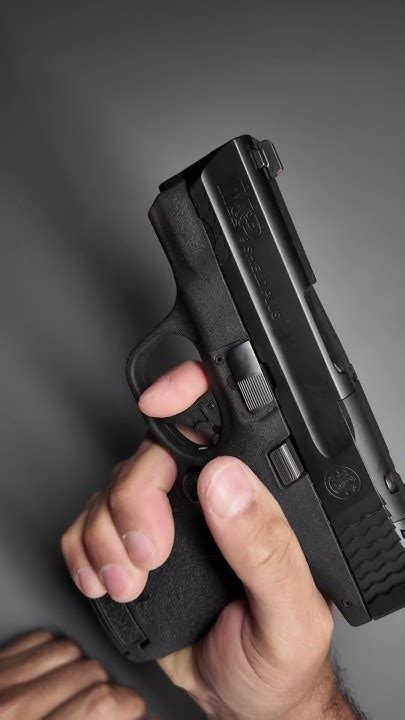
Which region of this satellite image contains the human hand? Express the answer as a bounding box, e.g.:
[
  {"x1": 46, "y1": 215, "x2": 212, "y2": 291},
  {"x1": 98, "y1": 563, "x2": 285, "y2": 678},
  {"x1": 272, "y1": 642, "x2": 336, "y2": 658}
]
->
[
  {"x1": 62, "y1": 361, "x2": 363, "y2": 720},
  {"x1": 0, "y1": 630, "x2": 148, "y2": 718}
]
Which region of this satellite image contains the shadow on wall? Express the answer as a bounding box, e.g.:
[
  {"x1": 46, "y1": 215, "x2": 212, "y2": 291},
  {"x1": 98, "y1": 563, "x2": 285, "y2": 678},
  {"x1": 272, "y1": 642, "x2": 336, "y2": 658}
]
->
[
  {"x1": 0, "y1": 34, "x2": 206, "y2": 720},
  {"x1": 2, "y1": 35, "x2": 177, "y2": 461}
]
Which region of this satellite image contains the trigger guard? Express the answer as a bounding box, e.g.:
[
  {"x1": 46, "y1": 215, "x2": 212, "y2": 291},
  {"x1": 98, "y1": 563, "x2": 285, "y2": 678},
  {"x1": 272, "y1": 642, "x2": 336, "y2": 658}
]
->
[{"x1": 127, "y1": 301, "x2": 221, "y2": 466}]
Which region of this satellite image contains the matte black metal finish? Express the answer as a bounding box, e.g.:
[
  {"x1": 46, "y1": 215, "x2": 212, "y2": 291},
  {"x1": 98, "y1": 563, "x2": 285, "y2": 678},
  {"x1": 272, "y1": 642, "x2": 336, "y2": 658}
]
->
[{"x1": 92, "y1": 136, "x2": 405, "y2": 662}]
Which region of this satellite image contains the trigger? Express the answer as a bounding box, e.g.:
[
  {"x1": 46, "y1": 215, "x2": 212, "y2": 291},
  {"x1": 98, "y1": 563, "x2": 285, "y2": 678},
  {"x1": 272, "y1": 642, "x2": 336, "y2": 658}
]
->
[{"x1": 162, "y1": 392, "x2": 222, "y2": 445}]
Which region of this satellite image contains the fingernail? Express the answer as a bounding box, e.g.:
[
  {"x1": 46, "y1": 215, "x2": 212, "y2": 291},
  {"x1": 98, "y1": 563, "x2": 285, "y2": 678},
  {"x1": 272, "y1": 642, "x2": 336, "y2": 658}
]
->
[
  {"x1": 76, "y1": 566, "x2": 102, "y2": 598},
  {"x1": 204, "y1": 461, "x2": 255, "y2": 518},
  {"x1": 139, "y1": 374, "x2": 172, "y2": 404},
  {"x1": 99, "y1": 564, "x2": 133, "y2": 600},
  {"x1": 123, "y1": 531, "x2": 157, "y2": 569}
]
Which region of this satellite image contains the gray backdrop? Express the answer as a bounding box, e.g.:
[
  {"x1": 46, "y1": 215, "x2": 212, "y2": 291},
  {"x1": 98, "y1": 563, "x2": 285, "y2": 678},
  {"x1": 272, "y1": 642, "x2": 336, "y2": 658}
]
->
[{"x1": 1, "y1": 2, "x2": 404, "y2": 718}]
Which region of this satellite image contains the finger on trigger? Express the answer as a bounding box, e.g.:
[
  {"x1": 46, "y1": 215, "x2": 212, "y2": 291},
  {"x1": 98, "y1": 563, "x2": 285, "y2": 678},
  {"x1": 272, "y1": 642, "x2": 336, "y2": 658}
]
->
[{"x1": 138, "y1": 360, "x2": 209, "y2": 417}]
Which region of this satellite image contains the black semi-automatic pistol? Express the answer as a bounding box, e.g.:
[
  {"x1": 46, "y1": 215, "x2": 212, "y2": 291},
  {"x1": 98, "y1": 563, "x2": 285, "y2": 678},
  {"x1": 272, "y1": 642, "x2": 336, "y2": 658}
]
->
[{"x1": 93, "y1": 135, "x2": 405, "y2": 661}]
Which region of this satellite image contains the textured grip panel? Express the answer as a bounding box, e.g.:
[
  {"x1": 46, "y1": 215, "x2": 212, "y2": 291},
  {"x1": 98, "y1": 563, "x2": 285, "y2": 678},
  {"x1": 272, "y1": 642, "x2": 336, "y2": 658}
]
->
[
  {"x1": 92, "y1": 594, "x2": 147, "y2": 651},
  {"x1": 339, "y1": 504, "x2": 405, "y2": 619}
]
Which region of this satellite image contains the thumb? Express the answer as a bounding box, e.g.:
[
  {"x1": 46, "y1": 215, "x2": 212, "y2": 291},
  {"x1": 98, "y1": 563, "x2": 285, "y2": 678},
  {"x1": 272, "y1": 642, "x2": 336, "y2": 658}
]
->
[{"x1": 197, "y1": 456, "x2": 329, "y2": 653}]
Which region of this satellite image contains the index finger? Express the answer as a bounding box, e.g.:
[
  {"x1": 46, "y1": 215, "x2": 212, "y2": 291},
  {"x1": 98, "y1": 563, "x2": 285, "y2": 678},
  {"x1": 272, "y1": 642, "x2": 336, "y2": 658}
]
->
[{"x1": 138, "y1": 360, "x2": 209, "y2": 417}]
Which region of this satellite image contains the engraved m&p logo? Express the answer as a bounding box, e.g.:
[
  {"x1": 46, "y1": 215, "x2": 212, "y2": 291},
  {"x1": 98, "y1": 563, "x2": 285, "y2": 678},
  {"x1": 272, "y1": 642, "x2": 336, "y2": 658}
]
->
[
  {"x1": 219, "y1": 182, "x2": 262, "y2": 239},
  {"x1": 325, "y1": 466, "x2": 362, "y2": 500}
]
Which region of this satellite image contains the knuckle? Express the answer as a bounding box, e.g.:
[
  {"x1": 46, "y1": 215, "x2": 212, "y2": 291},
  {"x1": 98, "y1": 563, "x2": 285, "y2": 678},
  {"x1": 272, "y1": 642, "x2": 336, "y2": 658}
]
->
[
  {"x1": 60, "y1": 530, "x2": 72, "y2": 557},
  {"x1": 133, "y1": 696, "x2": 148, "y2": 717},
  {"x1": 85, "y1": 683, "x2": 117, "y2": 716},
  {"x1": 250, "y1": 514, "x2": 295, "y2": 576},
  {"x1": 60, "y1": 528, "x2": 82, "y2": 563},
  {"x1": 82, "y1": 658, "x2": 109, "y2": 682},
  {"x1": 83, "y1": 516, "x2": 104, "y2": 553},
  {"x1": 107, "y1": 476, "x2": 136, "y2": 513},
  {"x1": 33, "y1": 629, "x2": 54, "y2": 644},
  {"x1": 87, "y1": 491, "x2": 101, "y2": 508},
  {"x1": 85, "y1": 683, "x2": 147, "y2": 718},
  {"x1": 269, "y1": 513, "x2": 294, "y2": 545},
  {"x1": 111, "y1": 459, "x2": 131, "y2": 481},
  {"x1": 84, "y1": 683, "x2": 127, "y2": 717},
  {"x1": 112, "y1": 461, "x2": 122, "y2": 477},
  {"x1": 53, "y1": 638, "x2": 82, "y2": 660},
  {"x1": 125, "y1": 692, "x2": 147, "y2": 716}
]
